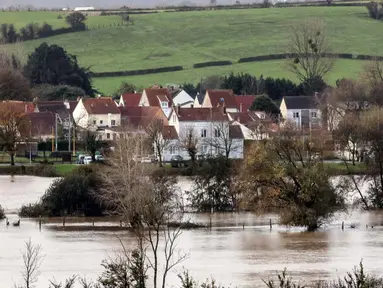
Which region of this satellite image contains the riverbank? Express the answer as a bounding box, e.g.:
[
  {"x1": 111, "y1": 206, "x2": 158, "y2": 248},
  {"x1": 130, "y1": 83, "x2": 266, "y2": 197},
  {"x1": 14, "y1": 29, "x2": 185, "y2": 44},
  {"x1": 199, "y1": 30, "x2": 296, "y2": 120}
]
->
[{"x1": 0, "y1": 164, "x2": 77, "y2": 177}]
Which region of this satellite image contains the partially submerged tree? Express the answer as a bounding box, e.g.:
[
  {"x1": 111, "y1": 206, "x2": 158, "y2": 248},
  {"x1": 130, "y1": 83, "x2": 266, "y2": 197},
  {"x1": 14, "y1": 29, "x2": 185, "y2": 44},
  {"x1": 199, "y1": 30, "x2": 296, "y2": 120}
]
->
[
  {"x1": 99, "y1": 130, "x2": 187, "y2": 288},
  {"x1": 241, "y1": 123, "x2": 347, "y2": 231},
  {"x1": 287, "y1": 19, "x2": 335, "y2": 94}
]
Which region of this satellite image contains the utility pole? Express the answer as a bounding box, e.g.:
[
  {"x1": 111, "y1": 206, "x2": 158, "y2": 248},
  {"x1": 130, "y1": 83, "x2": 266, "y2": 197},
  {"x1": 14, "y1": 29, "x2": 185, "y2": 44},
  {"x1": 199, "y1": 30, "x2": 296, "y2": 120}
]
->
[
  {"x1": 29, "y1": 121, "x2": 32, "y2": 165},
  {"x1": 55, "y1": 113, "x2": 58, "y2": 151},
  {"x1": 68, "y1": 113, "x2": 71, "y2": 152}
]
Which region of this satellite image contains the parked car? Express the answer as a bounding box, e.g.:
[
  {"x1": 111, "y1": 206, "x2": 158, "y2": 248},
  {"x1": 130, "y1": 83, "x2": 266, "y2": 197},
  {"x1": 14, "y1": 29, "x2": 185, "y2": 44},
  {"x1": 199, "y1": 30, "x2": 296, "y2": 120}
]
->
[
  {"x1": 83, "y1": 156, "x2": 93, "y2": 165},
  {"x1": 171, "y1": 155, "x2": 183, "y2": 168},
  {"x1": 77, "y1": 154, "x2": 86, "y2": 164}
]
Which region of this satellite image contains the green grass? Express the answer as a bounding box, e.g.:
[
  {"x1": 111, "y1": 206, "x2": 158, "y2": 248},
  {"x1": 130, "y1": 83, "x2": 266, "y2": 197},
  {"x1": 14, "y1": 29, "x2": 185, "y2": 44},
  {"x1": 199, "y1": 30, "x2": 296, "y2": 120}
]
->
[
  {"x1": 54, "y1": 164, "x2": 77, "y2": 176},
  {"x1": 0, "y1": 11, "x2": 122, "y2": 29},
  {"x1": 8, "y1": 6, "x2": 381, "y2": 73},
  {"x1": 2, "y1": 6, "x2": 381, "y2": 91},
  {"x1": 325, "y1": 162, "x2": 367, "y2": 175},
  {"x1": 93, "y1": 59, "x2": 366, "y2": 94}
]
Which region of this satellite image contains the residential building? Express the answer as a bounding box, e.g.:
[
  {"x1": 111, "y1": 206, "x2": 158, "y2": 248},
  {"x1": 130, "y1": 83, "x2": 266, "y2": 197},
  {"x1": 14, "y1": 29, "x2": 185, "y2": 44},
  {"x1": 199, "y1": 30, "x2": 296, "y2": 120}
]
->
[
  {"x1": 279, "y1": 96, "x2": 321, "y2": 129},
  {"x1": 172, "y1": 90, "x2": 194, "y2": 107},
  {"x1": 165, "y1": 106, "x2": 244, "y2": 161},
  {"x1": 193, "y1": 93, "x2": 204, "y2": 108},
  {"x1": 73, "y1": 97, "x2": 121, "y2": 140},
  {"x1": 234, "y1": 95, "x2": 257, "y2": 112},
  {"x1": 162, "y1": 126, "x2": 180, "y2": 162},
  {"x1": 26, "y1": 112, "x2": 55, "y2": 141},
  {"x1": 119, "y1": 106, "x2": 168, "y2": 129},
  {"x1": 228, "y1": 111, "x2": 274, "y2": 140},
  {"x1": 118, "y1": 93, "x2": 142, "y2": 107},
  {"x1": 200, "y1": 89, "x2": 239, "y2": 113},
  {"x1": 139, "y1": 88, "x2": 173, "y2": 117}
]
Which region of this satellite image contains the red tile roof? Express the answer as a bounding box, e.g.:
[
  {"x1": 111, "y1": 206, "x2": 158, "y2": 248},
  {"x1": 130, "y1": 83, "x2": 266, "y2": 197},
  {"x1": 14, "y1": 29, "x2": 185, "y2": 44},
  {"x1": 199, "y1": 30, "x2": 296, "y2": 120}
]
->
[
  {"x1": 207, "y1": 90, "x2": 237, "y2": 109},
  {"x1": 0, "y1": 101, "x2": 35, "y2": 114},
  {"x1": 82, "y1": 97, "x2": 120, "y2": 115},
  {"x1": 119, "y1": 106, "x2": 167, "y2": 128},
  {"x1": 235, "y1": 95, "x2": 256, "y2": 112},
  {"x1": 121, "y1": 93, "x2": 141, "y2": 107},
  {"x1": 144, "y1": 88, "x2": 172, "y2": 107},
  {"x1": 229, "y1": 125, "x2": 244, "y2": 139},
  {"x1": 162, "y1": 126, "x2": 178, "y2": 140},
  {"x1": 175, "y1": 107, "x2": 229, "y2": 122},
  {"x1": 228, "y1": 112, "x2": 258, "y2": 125}
]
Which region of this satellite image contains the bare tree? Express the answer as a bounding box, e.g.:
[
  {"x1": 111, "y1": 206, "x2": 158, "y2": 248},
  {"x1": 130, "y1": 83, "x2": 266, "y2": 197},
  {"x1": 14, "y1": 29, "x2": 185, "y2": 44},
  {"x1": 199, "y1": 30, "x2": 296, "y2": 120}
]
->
[
  {"x1": 287, "y1": 19, "x2": 335, "y2": 91},
  {"x1": 99, "y1": 128, "x2": 187, "y2": 288},
  {"x1": 0, "y1": 102, "x2": 31, "y2": 165},
  {"x1": 145, "y1": 119, "x2": 169, "y2": 167},
  {"x1": 178, "y1": 126, "x2": 199, "y2": 166},
  {"x1": 17, "y1": 239, "x2": 44, "y2": 288},
  {"x1": 205, "y1": 122, "x2": 240, "y2": 159}
]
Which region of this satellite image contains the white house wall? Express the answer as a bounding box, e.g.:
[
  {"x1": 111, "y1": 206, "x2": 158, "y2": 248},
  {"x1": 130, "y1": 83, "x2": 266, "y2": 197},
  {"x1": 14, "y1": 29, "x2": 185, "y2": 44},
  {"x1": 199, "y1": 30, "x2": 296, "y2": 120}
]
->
[{"x1": 72, "y1": 100, "x2": 89, "y2": 129}]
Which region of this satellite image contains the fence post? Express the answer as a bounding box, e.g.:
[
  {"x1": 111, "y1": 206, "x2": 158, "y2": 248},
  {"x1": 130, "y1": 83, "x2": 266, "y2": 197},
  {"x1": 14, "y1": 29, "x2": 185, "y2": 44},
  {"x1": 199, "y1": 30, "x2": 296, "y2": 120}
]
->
[
  {"x1": 39, "y1": 215, "x2": 42, "y2": 231},
  {"x1": 269, "y1": 219, "x2": 272, "y2": 230},
  {"x1": 342, "y1": 221, "x2": 344, "y2": 231}
]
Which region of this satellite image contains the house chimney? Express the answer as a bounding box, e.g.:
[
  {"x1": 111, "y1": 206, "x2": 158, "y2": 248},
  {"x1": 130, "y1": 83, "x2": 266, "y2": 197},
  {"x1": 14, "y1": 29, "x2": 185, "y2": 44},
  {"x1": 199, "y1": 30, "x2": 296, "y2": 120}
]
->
[
  {"x1": 77, "y1": 96, "x2": 81, "y2": 102},
  {"x1": 175, "y1": 104, "x2": 180, "y2": 115},
  {"x1": 24, "y1": 104, "x2": 28, "y2": 113},
  {"x1": 190, "y1": 104, "x2": 194, "y2": 108},
  {"x1": 63, "y1": 99, "x2": 70, "y2": 109},
  {"x1": 240, "y1": 102, "x2": 243, "y2": 112}
]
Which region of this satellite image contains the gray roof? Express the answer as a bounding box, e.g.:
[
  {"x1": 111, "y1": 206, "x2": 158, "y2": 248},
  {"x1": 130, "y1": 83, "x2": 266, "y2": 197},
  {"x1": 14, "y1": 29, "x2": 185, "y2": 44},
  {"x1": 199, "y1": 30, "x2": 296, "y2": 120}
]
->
[{"x1": 283, "y1": 96, "x2": 318, "y2": 110}]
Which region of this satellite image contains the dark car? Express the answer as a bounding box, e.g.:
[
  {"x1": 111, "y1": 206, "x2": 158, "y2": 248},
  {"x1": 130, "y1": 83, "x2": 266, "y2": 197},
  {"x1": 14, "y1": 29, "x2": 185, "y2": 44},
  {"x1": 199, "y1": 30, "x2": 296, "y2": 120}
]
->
[{"x1": 170, "y1": 155, "x2": 183, "y2": 168}]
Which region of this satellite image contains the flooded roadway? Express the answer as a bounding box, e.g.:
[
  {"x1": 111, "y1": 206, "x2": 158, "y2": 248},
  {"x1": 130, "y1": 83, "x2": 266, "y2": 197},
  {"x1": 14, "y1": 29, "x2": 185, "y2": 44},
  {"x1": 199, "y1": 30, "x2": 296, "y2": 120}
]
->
[{"x1": 1, "y1": 176, "x2": 383, "y2": 288}]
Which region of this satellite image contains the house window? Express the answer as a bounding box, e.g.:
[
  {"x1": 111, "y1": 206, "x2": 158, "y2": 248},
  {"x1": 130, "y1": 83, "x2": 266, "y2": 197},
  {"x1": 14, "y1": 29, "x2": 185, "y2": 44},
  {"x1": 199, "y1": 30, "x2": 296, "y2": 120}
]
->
[
  {"x1": 293, "y1": 112, "x2": 300, "y2": 118},
  {"x1": 201, "y1": 145, "x2": 208, "y2": 154},
  {"x1": 201, "y1": 129, "x2": 207, "y2": 138},
  {"x1": 161, "y1": 101, "x2": 168, "y2": 108},
  {"x1": 107, "y1": 133, "x2": 110, "y2": 139},
  {"x1": 113, "y1": 133, "x2": 117, "y2": 140},
  {"x1": 311, "y1": 111, "x2": 317, "y2": 118},
  {"x1": 100, "y1": 120, "x2": 103, "y2": 125},
  {"x1": 111, "y1": 120, "x2": 116, "y2": 126},
  {"x1": 169, "y1": 146, "x2": 178, "y2": 155},
  {"x1": 93, "y1": 120, "x2": 96, "y2": 125},
  {"x1": 214, "y1": 129, "x2": 220, "y2": 138}
]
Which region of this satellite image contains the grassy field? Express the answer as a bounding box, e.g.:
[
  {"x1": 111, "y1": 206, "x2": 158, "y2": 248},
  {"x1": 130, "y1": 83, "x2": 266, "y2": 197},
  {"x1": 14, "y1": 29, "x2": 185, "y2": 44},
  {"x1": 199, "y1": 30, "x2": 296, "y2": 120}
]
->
[
  {"x1": 54, "y1": 164, "x2": 77, "y2": 176},
  {"x1": 1, "y1": 6, "x2": 381, "y2": 91},
  {"x1": 93, "y1": 58, "x2": 367, "y2": 94}
]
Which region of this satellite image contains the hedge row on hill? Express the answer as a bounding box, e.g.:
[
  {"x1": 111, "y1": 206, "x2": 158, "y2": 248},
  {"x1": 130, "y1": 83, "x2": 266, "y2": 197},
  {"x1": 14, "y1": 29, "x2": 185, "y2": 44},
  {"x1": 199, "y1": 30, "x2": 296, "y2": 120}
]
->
[
  {"x1": 91, "y1": 53, "x2": 383, "y2": 78},
  {"x1": 193, "y1": 61, "x2": 232, "y2": 68},
  {"x1": 91, "y1": 66, "x2": 183, "y2": 77}
]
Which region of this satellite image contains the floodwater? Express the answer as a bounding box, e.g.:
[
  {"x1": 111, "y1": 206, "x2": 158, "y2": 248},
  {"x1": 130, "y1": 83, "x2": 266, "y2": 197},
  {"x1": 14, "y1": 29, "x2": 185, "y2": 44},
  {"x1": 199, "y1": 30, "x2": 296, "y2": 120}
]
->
[{"x1": 1, "y1": 176, "x2": 383, "y2": 288}]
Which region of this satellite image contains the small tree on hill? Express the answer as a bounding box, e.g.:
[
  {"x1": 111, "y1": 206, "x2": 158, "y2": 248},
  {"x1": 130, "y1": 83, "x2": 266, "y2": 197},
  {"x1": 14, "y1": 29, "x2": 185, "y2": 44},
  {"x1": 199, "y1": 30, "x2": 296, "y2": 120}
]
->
[
  {"x1": 66, "y1": 12, "x2": 87, "y2": 30},
  {"x1": 287, "y1": 19, "x2": 335, "y2": 94}
]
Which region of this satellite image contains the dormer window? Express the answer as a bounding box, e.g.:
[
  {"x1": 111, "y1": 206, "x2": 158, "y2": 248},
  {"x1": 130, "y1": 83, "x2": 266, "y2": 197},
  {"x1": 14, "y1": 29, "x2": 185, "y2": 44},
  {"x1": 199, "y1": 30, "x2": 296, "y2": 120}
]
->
[{"x1": 161, "y1": 101, "x2": 168, "y2": 108}]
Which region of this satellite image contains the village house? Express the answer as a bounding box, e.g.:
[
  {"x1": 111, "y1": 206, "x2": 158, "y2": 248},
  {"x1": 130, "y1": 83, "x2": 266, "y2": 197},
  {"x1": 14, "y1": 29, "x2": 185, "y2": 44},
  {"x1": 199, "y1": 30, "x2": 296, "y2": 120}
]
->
[
  {"x1": 72, "y1": 97, "x2": 121, "y2": 141},
  {"x1": 172, "y1": 90, "x2": 194, "y2": 108},
  {"x1": 139, "y1": 88, "x2": 173, "y2": 117},
  {"x1": 279, "y1": 96, "x2": 322, "y2": 129},
  {"x1": 164, "y1": 105, "x2": 244, "y2": 161},
  {"x1": 118, "y1": 93, "x2": 142, "y2": 107},
  {"x1": 199, "y1": 89, "x2": 239, "y2": 113},
  {"x1": 119, "y1": 106, "x2": 168, "y2": 129},
  {"x1": 234, "y1": 95, "x2": 257, "y2": 112}
]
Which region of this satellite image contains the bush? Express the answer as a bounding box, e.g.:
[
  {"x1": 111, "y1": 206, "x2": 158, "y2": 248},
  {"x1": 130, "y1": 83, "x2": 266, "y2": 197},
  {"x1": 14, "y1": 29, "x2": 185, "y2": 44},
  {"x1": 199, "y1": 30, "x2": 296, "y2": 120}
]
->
[
  {"x1": 40, "y1": 165, "x2": 104, "y2": 217},
  {"x1": 238, "y1": 54, "x2": 287, "y2": 63},
  {"x1": 0, "y1": 165, "x2": 57, "y2": 177},
  {"x1": 366, "y1": 1, "x2": 383, "y2": 20},
  {"x1": 0, "y1": 205, "x2": 4, "y2": 219},
  {"x1": 57, "y1": 14, "x2": 62, "y2": 19},
  {"x1": 19, "y1": 203, "x2": 44, "y2": 217},
  {"x1": 91, "y1": 65, "x2": 183, "y2": 77},
  {"x1": 65, "y1": 12, "x2": 87, "y2": 30},
  {"x1": 193, "y1": 60, "x2": 232, "y2": 68}
]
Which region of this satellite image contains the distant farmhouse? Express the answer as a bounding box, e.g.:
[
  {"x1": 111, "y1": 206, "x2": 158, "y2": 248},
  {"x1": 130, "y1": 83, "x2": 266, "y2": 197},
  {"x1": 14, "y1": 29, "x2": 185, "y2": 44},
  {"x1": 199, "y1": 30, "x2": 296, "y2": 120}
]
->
[{"x1": 73, "y1": 7, "x2": 95, "y2": 11}]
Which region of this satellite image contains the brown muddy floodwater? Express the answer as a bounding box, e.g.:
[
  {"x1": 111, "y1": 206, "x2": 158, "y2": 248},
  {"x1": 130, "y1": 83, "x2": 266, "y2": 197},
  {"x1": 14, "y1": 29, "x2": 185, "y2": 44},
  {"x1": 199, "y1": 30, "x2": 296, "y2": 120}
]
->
[{"x1": 1, "y1": 176, "x2": 383, "y2": 288}]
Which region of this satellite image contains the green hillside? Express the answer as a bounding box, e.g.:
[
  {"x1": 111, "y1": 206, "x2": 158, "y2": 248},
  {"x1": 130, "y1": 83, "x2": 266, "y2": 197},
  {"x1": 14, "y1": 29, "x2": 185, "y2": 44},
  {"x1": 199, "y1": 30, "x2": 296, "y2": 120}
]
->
[
  {"x1": 93, "y1": 59, "x2": 366, "y2": 94},
  {"x1": 1, "y1": 6, "x2": 381, "y2": 91}
]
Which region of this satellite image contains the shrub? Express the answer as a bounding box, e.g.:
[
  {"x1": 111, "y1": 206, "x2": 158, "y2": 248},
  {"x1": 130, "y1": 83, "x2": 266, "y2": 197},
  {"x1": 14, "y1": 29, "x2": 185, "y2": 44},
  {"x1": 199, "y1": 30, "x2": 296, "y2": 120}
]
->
[
  {"x1": 19, "y1": 203, "x2": 44, "y2": 217},
  {"x1": 0, "y1": 205, "x2": 4, "y2": 219},
  {"x1": 65, "y1": 12, "x2": 87, "y2": 30},
  {"x1": 0, "y1": 165, "x2": 57, "y2": 177},
  {"x1": 193, "y1": 60, "x2": 232, "y2": 68},
  {"x1": 57, "y1": 14, "x2": 62, "y2": 19},
  {"x1": 40, "y1": 165, "x2": 104, "y2": 217},
  {"x1": 366, "y1": 1, "x2": 383, "y2": 20}
]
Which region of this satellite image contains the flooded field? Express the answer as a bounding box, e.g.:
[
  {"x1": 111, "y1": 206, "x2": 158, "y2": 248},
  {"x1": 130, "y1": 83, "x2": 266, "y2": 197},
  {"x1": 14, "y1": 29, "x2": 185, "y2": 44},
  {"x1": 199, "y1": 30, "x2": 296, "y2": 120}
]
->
[{"x1": 1, "y1": 176, "x2": 383, "y2": 288}]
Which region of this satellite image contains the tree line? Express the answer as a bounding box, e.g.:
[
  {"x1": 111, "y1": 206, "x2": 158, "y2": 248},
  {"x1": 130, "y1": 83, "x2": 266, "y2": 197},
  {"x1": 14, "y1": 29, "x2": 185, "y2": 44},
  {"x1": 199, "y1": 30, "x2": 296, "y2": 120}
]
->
[{"x1": 0, "y1": 12, "x2": 87, "y2": 44}]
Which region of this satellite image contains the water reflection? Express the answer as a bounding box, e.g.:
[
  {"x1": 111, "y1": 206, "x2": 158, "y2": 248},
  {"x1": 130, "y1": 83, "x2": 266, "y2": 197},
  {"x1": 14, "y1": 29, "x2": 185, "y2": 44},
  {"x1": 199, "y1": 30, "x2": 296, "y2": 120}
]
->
[{"x1": 1, "y1": 176, "x2": 383, "y2": 288}]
